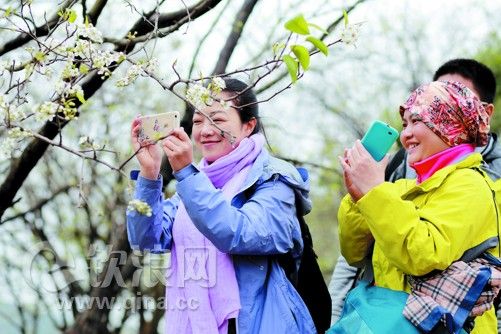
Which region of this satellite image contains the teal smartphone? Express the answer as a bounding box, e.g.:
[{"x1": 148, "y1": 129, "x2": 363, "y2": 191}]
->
[{"x1": 361, "y1": 120, "x2": 399, "y2": 161}]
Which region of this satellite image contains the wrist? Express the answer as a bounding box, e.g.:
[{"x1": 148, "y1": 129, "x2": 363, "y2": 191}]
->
[{"x1": 140, "y1": 167, "x2": 159, "y2": 180}]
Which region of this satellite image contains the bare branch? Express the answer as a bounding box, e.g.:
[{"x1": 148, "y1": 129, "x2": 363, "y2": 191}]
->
[
  {"x1": 212, "y1": 0, "x2": 260, "y2": 75},
  {"x1": 187, "y1": 1, "x2": 231, "y2": 79},
  {"x1": 0, "y1": 184, "x2": 72, "y2": 225}
]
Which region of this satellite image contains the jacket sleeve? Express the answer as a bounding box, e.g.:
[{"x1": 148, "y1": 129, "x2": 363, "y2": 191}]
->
[
  {"x1": 354, "y1": 171, "x2": 495, "y2": 276},
  {"x1": 329, "y1": 255, "x2": 359, "y2": 324},
  {"x1": 175, "y1": 171, "x2": 301, "y2": 255},
  {"x1": 126, "y1": 175, "x2": 180, "y2": 252},
  {"x1": 338, "y1": 195, "x2": 374, "y2": 266}
]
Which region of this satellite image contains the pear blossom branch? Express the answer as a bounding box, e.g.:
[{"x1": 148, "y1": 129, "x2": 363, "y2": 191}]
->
[
  {"x1": 27, "y1": 131, "x2": 126, "y2": 176},
  {"x1": 0, "y1": 0, "x2": 76, "y2": 57}
]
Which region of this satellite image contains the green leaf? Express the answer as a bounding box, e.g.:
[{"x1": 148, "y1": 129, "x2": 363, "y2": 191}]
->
[
  {"x1": 291, "y1": 45, "x2": 310, "y2": 70},
  {"x1": 34, "y1": 51, "x2": 46, "y2": 62},
  {"x1": 4, "y1": 6, "x2": 12, "y2": 17},
  {"x1": 118, "y1": 54, "x2": 126, "y2": 63},
  {"x1": 306, "y1": 36, "x2": 329, "y2": 56},
  {"x1": 282, "y1": 55, "x2": 298, "y2": 83},
  {"x1": 284, "y1": 14, "x2": 310, "y2": 35},
  {"x1": 343, "y1": 9, "x2": 349, "y2": 26},
  {"x1": 307, "y1": 23, "x2": 329, "y2": 35},
  {"x1": 76, "y1": 91, "x2": 86, "y2": 103},
  {"x1": 68, "y1": 9, "x2": 77, "y2": 23},
  {"x1": 79, "y1": 63, "x2": 89, "y2": 74}
]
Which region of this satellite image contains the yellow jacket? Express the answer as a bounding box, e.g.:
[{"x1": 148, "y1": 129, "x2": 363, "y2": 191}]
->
[{"x1": 338, "y1": 153, "x2": 499, "y2": 334}]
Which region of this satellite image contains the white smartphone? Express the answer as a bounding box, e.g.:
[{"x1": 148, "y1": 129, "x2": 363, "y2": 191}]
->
[{"x1": 138, "y1": 111, "x2": 180, "y2": 144}]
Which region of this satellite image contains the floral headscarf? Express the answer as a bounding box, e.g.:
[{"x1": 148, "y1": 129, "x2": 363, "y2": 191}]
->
[{"x1": 399, "y1": 81, "x2": 490, "y2": 147}]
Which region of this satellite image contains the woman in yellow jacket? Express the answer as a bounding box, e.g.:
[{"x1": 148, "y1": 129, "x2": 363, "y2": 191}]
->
[{"x1": 338, "y1": 80, "x2": 498, "y2": 333}]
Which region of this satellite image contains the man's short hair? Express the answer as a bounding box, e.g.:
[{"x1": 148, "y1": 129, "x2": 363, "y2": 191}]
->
[{"x1": 433, "y1": 58, "x2": 496, "y2": 104}]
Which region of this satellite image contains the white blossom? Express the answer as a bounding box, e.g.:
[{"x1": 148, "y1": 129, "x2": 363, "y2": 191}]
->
[
  {"x1": 61, "y1": 62, "x2": 80, "y2": 79},
  {"x1": 0, "y1": 137, "x2": 16, "y2": 160},
  {"x1": 186, "y1": 84, "x2": 212, "y2": 110},
  {"x1": 76, "y1": 23, "x2": 103, "y2": 44},
  {"x1": 79, "y1": 136, "x2": 100, "y2": 149},
  {"x1": 55, "y1": 81, "x2": 70, "y2": 96},
  {"x1": 69, "y1": 84, "x2": 84, "y2": 98},
  {"x1": 127, "y1": 199, "x2": 152, "y2": 217},
  {"x1": 0, "y1": 97, "x2": 26, "y2": 123},
  {"x1": 72, "y1": 39, "x2": 95, "y2": 59},
  {"x1": 340, "y1": 23, "x2": 361, "y2": 46},
  {"x1": 116, "y1": 64, "x2": 142, "y2": 87},
  {"x1": 8, "y1": 127, "x2": 31, "y2": 139},
  {"x1": 143, "y1": 58, "x2": 158, "y2": 74},
  {"x1": 35, "y1": 101, "x2": 59, "y2": 122},
  {"x1": 55, "y1": 82, "x2": 83, "y2": 99},
  {"x1": 220, "y1": 99, "x2": 231, "y2": 110},
  {"x1": 211, "y1": 77, "x2": 226, "y2": 93},
  {"x1": 116, "y1": 59, "x2": 157, "y2": 87}
]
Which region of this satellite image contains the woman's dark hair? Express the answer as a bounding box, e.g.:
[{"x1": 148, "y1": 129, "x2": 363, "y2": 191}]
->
[{"x1": 222, "y1": 77, "x2": 262, "y2": 135}]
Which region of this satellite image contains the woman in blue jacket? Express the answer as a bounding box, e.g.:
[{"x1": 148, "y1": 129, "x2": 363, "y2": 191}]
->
[{"x1": 127, "y1": 78, "x2": 316, "y2": 334}]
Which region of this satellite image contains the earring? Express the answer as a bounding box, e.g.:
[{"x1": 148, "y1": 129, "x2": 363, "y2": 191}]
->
[{"x1": 230, "y1": 136, "x2": 236, "y2": 148}]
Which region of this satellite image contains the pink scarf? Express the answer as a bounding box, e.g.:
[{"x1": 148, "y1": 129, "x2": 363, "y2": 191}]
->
[
  {"x1": 411, "y1": 143, "x2": 475, "y2": 184},
  {"x1": 165, "y1": 133, "x2": 265, "y2": 334}
]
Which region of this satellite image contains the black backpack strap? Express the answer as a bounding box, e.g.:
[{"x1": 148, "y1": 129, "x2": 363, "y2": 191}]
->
[
  {"x1": 385, "y1": 147, "x2": 406, "y2": 181},
  {"x1": 293, "y1": 191, "x2": 332, "y2": 333}
]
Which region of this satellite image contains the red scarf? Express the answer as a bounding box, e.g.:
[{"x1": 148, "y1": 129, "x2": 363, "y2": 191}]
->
[{"x1": 411, "y1": 144, "x2": 475, "y2": 184}]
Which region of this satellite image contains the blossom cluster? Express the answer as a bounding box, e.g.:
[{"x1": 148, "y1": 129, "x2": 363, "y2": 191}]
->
[
  {"x1": 0, "y1": 127, "x2": 32, "y2": 160},
  {"x1": 116, "y1": 58, "x2": 158, "y2": 87},
  {"x1": 127, "y1": 200, "x2": 153, "y2": 217},
  {"x1": 79, "y1": 136, "x2": 100, "y2": 150},
  {"x1": 186, "y1": 77, "x2": 226, "y2": 110},
  {"x1": 340, "y1": 23, "x2": 361, "y2": 46}
]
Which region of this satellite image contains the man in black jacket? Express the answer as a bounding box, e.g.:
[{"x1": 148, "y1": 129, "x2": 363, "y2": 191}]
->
[{"x1": 329, "y1": 58, "x2": 500, "y2": 329}]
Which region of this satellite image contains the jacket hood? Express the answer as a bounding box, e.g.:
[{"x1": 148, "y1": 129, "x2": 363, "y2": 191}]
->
[
  {"x1": 476, "y1": 133, "x2": 501, "y2": 180},
  {"x1": 242, "y1": 149, "x2": 312, "y2": 215},
  {"x1": 480, "y1": 133, "x2": 501, "y2": 162}
]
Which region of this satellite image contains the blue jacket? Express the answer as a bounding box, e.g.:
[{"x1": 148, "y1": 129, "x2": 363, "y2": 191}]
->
[{"x1": 127, "y1": 149, "x2": 316, "y2": 334}]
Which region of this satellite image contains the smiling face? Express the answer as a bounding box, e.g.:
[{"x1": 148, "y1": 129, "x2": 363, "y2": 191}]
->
[
  {"x1": 192, "y1": 91, "x2": 256, "y2": 163},
  {"x1": 400, "y1": 109, "x2": 450, "y2": 164}
]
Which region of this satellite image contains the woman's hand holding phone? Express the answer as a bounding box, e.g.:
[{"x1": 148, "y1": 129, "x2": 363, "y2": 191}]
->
[
  {"x1": 339, "y1": 120, "x2": 398, "y2": 201},
  {"x1": 161, "y1": 128, "x2": 193, "y2": 172},
  {"x1": 339, "y1": 140, "x2": 388, "y2": 201},
  {"x1": 131, "y1": 116, "x2": 162, "y2": 180}
]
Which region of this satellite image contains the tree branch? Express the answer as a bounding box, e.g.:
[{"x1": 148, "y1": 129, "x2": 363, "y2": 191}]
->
[
  {"x1": 0, "y1": 0, "x2": 224, "y2": 220},
  {"x1": 212, "y1": 0, "x2": 260, "y2": 75},
  {"x1": 0, "y1": 184, "x2": 72, "y2": 225},
  {"x1": 256, "y1": 0, "x2": 367, "y2": 94},
  {"x1": 86, "y1": 0, "x2": 108, "y2": 26},
  {"x1": 0, "y1": 0, "x2": 76, "y2": 57}
]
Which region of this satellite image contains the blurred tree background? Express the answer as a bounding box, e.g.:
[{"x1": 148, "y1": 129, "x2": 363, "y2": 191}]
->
[{"x1": 0, "y1": 0, "x2": 500, "y2": 333}]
